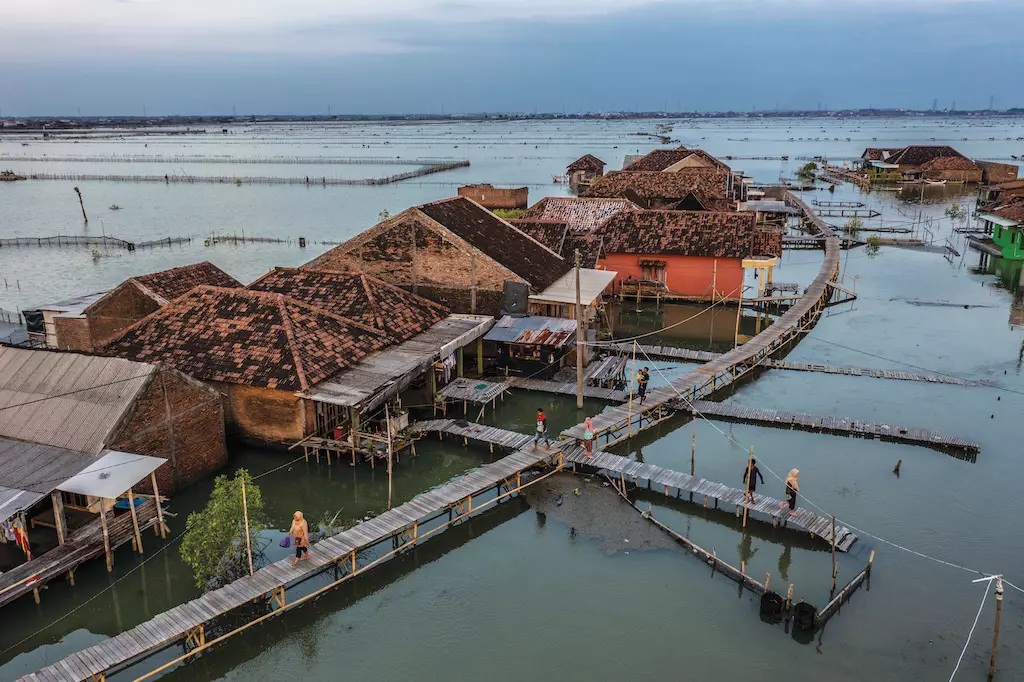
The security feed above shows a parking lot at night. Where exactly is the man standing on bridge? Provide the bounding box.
[533,408,551,449]
[637,367,649,404]
[743,458,764,505]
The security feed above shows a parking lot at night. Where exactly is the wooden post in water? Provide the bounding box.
[575,249,584,410]
[150,472,166,538]
[626,340,637,437]
[476,337,484,376]
[73,186,88,224]
[50,491,66,546]
[830,515,837,593]
[241,476,254,577]
[99,501,113,572]
[127,487,143,554]
[386,403,394,511]
[733,283,743,350]
[989,576,1004,680]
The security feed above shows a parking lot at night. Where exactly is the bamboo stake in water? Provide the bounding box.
[241,477,254,577]
[386,403,394,510]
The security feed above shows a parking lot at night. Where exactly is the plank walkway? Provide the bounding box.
[680,400,979,457]
[0,501,159,609]
[561,445,858,551]
[506,377,628,401]
[20,425,558,682]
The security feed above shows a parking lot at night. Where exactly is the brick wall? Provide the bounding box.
[221,383,306,444]
[306,216,522,315]
[977,161,1019,184]
[109,369,228,493]
[86,282,161,348]
[925,168,983,183]
[53,316,93,351]
[457,185,529,209]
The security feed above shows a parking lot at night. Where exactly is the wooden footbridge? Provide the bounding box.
[18,421,564,682]
[562,446,858,551]
[678,400,979,458]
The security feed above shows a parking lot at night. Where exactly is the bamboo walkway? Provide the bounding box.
[680,400,979,457]
[19,424,561,682]
[506,377,628,401]
[0,501,159,609]
[561,445,858,551]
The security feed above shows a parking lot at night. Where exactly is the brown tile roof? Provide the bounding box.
[919,155,979,172]
[596,210,780,258]
[102,286,391,391]
[511,219,569,254]
[992,198,1024,223]
[584,169,731,203]
[861,148,902,161]
[518,197,637,234]
[418,196,568,289]
[623,147,729,172]
[131,261,241,303]
[246,268,448,341]
[886,145,966,166]
[995,179,1024,190]
[510,219,604,268]
[567,154,606,173]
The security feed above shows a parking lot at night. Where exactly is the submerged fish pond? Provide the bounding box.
[2,118,1024,681]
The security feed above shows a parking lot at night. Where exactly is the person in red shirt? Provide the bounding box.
[533,408,550,449]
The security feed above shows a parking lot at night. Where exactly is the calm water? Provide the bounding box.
[2,117,1024,681]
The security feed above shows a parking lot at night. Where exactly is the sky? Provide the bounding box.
[1,0,1022,116]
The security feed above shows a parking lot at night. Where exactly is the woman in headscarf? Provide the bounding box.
[781,470,799,514]
[583,417,595,457]
[289,511,310,567]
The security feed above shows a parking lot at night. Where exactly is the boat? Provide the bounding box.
[552,176,563,184]
[0,170,26,182]
[925,179,947,186]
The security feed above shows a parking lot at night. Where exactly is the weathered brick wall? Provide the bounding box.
[977,161,1019,184]
[53,316,93,351]
[221,383,306,444]
[109,370,227,493]
[926,168,983,183]
[306,217,521,314]
[457,185,529,209]
[87,283,161,348]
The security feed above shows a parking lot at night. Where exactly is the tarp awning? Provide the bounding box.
[57,451,165,499]
[529,268,617,306]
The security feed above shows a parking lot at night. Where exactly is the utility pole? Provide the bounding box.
[385,403,394,510]
[241,476,254,577]
[575,249,584,409]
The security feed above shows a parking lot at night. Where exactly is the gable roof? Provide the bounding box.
[102,286,392,392]
[518,197,637,234]
[992,198,1024,224]
[584,169,731,202]
[624,147,729,172]
[567,154,606,173]
[246,268,449,342]
[510,219,605,268]
[994,179,1024,191]
[861,148,902,161]
[0,346,156,454]
[124,262,241,305]
[919,155,979,172]
[596,209,778,258]
[886,145,967,166]
[417,196,568,289]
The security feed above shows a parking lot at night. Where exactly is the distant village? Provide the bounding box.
[1,140,1020,616]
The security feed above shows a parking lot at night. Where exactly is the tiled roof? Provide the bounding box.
[511,219,604,267]
[131,262,241,303]
[993,198,1024,223]
[995,179,1024,190]
[518,197,637,234]
[567,154,606,173]
[596,209,780,258]
[919,155,979,171]
[584,169,731,202]
[511,219,569,254]
[623,147,730,172]
[246,268,448,342]
[861,148,901,161]
[418,196,568,289]
[103,286,391,391]
[886,145,966,166]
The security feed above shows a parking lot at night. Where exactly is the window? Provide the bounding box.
[639,259,667,284]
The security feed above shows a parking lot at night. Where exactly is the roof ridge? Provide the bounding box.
[359,273,386,331]
[275,294,310,392]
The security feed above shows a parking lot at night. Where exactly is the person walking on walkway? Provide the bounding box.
[743,458,764,505]
[779,469,800,515]
[583,416,595,457]
[637,367,650,404]
[289,511,310,567]
[533,408,551,449]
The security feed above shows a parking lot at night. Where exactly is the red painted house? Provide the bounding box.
[594,210,782,300]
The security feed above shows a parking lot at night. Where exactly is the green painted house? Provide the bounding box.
[980,202,1024,259]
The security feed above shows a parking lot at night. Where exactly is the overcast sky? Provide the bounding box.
[1,0,1021,116]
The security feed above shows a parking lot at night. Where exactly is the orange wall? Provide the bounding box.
[599,253,744,299]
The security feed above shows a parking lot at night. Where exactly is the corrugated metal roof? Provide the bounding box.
[0,347,155,454]
[58,451,165,499]
[32,291,108,316]
[484,316,577,346]
[0,486,46,522]
[0,436,102,494]
[529,268,617,306]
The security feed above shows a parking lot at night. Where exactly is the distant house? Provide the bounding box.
[623,147,730,172]
[978,179,1024,208]
[457,184,529,210]
[302,196,569,316]
[51,262,241,351]
[883,145,981,182]
[583,169,736,210]
[978,200,1024,260]
[567,154,606,190]
[859,148,901,169]
[594,209,782,299]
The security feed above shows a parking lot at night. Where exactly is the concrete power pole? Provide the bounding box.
[575,249,584,409]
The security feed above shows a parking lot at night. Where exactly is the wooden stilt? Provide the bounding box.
[51,491,67,546]
[151,472,167,539]
[99,502,113,572]
[127,487,144,554]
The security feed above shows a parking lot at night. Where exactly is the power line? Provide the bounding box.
[947,579,992,681]
[0,373,152,413]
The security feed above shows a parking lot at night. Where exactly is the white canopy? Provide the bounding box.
[529,268,617,306]
[57,451,165,499]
